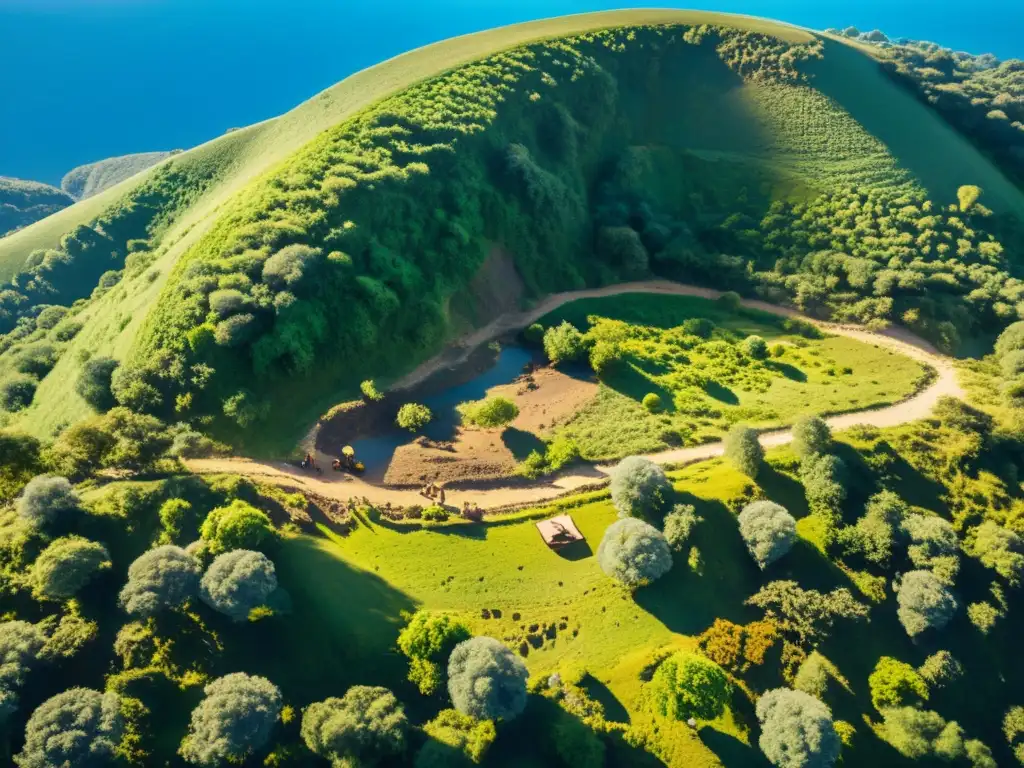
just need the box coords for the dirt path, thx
[187,281,963,511]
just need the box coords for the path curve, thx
[187,280,963,511]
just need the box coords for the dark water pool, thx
[349,345,535,471]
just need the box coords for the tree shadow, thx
[701,729,771,768]
[766,360,807,382]
[502,427,545,460]
[703,379,739,405]
[557,538,594,561]
[581,674,631,723]
[756,463,810,519]
[603,362,673,406]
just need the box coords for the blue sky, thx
[2,0,1021,184]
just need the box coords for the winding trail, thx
[187,281,963,511]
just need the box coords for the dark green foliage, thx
[738,500,797,569]
[543,322,587,365]
[119,545,201,616]
[199,500,277,555]
[75,356,120,411]
[662,503,702,551]
[904,514,959,584]
[0,431,42,503]
[17,475,79,530]
[918,650,962,690]
[396,403,432,432]
[868,657,929,711]
[15,688,122,768]
[595,226,648,277]
[649,651,732,721]
[609,456,670,519]
[419,709,496,764]
[791,415,831,458]
[447,637,528,721]
[31,536,111,599]
[746,581,868,646]
[597,517,672,586]
[33,306,67,331]
[839,490,907,567]
[971,521,1024,585]
[0,620,45,721]
[180,673,281,766]
[725,424,763,478]
[301,686,407,767]
[896,570,958,637]
[742,334,768,359]
[199,549,278,622]
[0,177,72,237]
[397,611,472,696]
[13,344,58,378]
[1005,706,1024,765]
[1,375,37,412]
[458,397,519,429]
[48,407,171,478]
[756,688,840,768]
[880,707,965,760]
[799,453,847,511]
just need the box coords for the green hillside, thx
[61,151,178,201]
[0,9,1022,453]
[0,177,73,238]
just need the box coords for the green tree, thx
[75,357,119,412]
[1004,706,1024,764]
[13,344,58,379]
[756,688,840,768]
[420,709,496,764]
[742,335,768,359]
[791,415,831,458]
[396,403,432,432]
[799,453,847,511]
[904,514,959,584]
[397,612,471,695]
[31,536,111,600]
[17,475,78,530]
[746,581,868,646]
[301,686,407,767]
[918,651,962,690]
[199,500,277,554]
[360,379,385,402]
[180,673,282,766]
[995,322,1024,359]
[0,431,42,503]
[119,545,202,617]
[1,376,37,412]
[597,517,673,587]
[869,657,929,711]
[262,244,320,288]
[881,707,963,760]
[662,504,702,552]
[447,637,528,721]
[649,651,732,721]
[738,501,797,569]
[840,490,907,567]
[971,521,1024,585]
[897,570,958,637]
[543,322,586,365]
[725,424,763,478]
[199,549,279,622]
[457,397,519,429]
[15,688,122,768]
[642,393,662,412]
[609,456,670,519]
[0,621,45,721]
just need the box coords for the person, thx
[438,486,446,505]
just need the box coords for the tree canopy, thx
[897,570,958,637]
[649,651,732,721]
[17,475,79,529]
[457,396,519,430]
[199,500,277,554]
[756,688,840,768]
[15,688,122,768]
[725,425,763,478]
[199,549,279,622]
[180,673,282,766]
[609,456,670,519]
[31,536,111,600]
[738,500,797,569]
[791,415,831,458]
[543,322,587,365]
[597,517,673,586]
[301,686,408,767]
[119,545,202,617]
[397,611,471,696]
[447,637,528,721]
[396,403,432,432]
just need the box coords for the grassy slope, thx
[7,9,1024,445]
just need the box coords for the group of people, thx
[420,482,446,504]
[300,453,322,474]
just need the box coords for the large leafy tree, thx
[180,673,282,766]
[17,475,79,530]
[0,621,46,721]
[31,536,111,600]
[15,688,122,768]
[649,651,732,721]
[119,545,202,617]
[897,570,958,637]
[397,612,471,695]
[597,517,673,587]
[725,425,763,478]
[301,686,408,767]
[447,637,528,721]
[971,521,1024,585]
[868,657,929,711]
[199,500,277,555]
[746,581,868,646]
[199,549,278,622]
[609,456,671,519]
[756,688,840,768]
[738,501,797,569]
[791,415,831,458]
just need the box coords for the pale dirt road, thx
[187,281,963,511]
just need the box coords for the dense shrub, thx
[904,514,959,584]
[799,453,847,511]
[1005,706,1024,765]
[15,688,122,768]
[881,707,965,760]
[869,657,929,711]
[119,545,202,616]
[301,686,407,767]
[75,356,119,412]
[180,673,282,766]
[746,581,868,645]
[839,490,907,567]
[609,456,670,519]
[756,688,840,768]
[17,475,78,530]
[47,407,172,478]
[641,393,662,412]
[897,570,958,637]
[397,612,471,696]
[200,549,279,622]
[420,709,496,764]
[649,651,732,721]
[971,521,1024,585]
[918,651,962,690]
[0,620,45,718]
[262,244,320,288]
[31,536,111,600]
[1,376,37,412]
[589,340,623,376]
[791,415,831,458]
[725,424,763,478]
[543,322,587,365]
[447,637,528,721]
[742,335,768,359]
[738,501,797,569]
[13,344,58,378]
[662,503,702,551]
[597,517,673,586]
[199,500,277,555]
[360,379,385,402]
[396,403,432,432]
[458,396,519,429]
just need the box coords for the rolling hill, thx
[60,151,177,201]
[0,9,1022,452]
[0,177,73,238]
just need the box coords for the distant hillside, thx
[0,9,1021,451]
[0,177,73,237]
[61,150,177,200]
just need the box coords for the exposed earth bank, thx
[187,280,963,510]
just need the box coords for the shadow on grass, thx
[604,362,674,406]
[703,378,739,405]
[701,729,771,768]
[502,427,545,460]
[757,463,810,519]
[581,674,631,723]
[767,360,807,382]
[557,538,594,561]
